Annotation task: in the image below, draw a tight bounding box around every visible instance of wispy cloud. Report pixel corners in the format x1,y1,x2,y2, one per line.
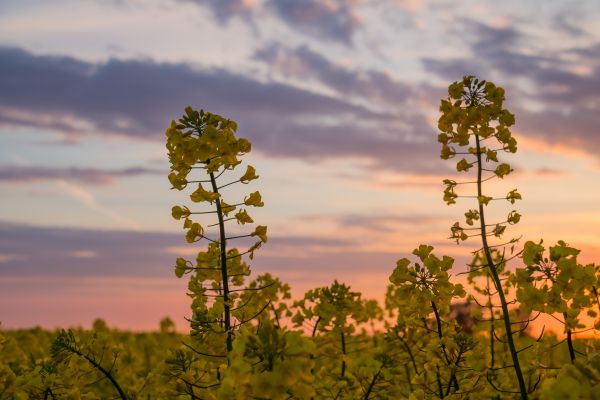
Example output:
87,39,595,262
0,165,160,185
56,180,142,230
267,0,362,45
0,220,442,281
185,0,363,44
254,44,416,110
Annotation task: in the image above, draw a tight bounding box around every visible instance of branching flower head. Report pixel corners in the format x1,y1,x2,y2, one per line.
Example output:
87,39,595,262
389,245,465,318
438,76,522,247
166,107,271,357
512,240,597,329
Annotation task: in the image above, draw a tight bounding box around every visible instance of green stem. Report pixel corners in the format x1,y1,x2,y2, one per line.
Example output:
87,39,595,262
488,275,495,368
312,316,321,337
398,334,419,374
431,301,443,340
475,134,528,399
66,346,128,400
209,171,232,353
436,367,444,399
340,329,347,377
404,363,414,392
271,303,281,329
363,367,382,400
563,312,575,364
431,301,459,392
188,386,198,400
592,286,600,323
43,388,56,400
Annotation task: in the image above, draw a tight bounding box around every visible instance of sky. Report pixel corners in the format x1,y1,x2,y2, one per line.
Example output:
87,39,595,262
1,0,600,331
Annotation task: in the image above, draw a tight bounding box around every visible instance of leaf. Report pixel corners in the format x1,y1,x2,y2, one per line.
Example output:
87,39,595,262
244,191,264,207
448,81,463,99
250,225,268,243
235,209,254,225
171,205,190,220
456,158,474,172
506,189,522,204
239,165,259,183
495,163,513,178
220,200,236,216
190,184,220,203
412,245,434,261
522,240,544,266
507,210,521,224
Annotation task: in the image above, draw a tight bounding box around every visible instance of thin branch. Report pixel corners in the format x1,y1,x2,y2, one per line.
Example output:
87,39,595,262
180,342,226,358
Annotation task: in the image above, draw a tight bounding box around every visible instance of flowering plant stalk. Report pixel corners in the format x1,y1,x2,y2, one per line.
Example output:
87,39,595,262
438,76,529,398
166,107,267,356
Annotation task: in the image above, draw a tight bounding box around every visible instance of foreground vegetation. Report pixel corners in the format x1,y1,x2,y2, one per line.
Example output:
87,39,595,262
2,313,598,399
2,76,600,399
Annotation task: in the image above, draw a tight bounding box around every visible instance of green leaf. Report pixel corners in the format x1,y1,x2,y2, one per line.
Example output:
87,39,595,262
522,240,544,266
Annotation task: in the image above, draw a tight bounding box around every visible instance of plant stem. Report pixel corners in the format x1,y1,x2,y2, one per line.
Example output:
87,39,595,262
404,363,414,392
340,329,347,377
65,345,128,400
563,312,575,364
43,388,56,400
475,134,528,399
488,275,495,368
431,301,459,392
431,301,443,340
592,286,600,321
436,367,444,399
210,171,232,353
398,334,419,374
270,303,281,329
312,316,322,337
363,367,382,400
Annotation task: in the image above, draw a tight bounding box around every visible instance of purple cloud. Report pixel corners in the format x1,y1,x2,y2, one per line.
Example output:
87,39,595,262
254,44,414,107
267,0,361,45
0,221,385,280
189,0,362,44
0,165,161,185
422,20,600,160
0,47,444,173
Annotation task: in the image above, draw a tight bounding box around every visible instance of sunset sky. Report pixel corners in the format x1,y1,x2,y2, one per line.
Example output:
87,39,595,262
1,0,600,331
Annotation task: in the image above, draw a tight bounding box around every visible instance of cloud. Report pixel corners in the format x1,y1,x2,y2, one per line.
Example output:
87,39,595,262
0,165,161,184
56,180,142,230
422,20,600,162
180,0,260,22
69,249,97,258
0,47,443,173
190,0,362,44
0,221,179,277
0,218,477,329
0,220,400,329
0,47,371,137
0,253,26,264
392,0,426,12
290,211,450,236
254,44,414,108
422,21,552,81
0,221,394,279
336,213,447,232
267,0,362,45
533,167,568,177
